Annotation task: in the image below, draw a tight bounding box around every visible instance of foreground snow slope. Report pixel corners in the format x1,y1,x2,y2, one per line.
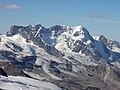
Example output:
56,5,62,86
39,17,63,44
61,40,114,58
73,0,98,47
0,76,62,90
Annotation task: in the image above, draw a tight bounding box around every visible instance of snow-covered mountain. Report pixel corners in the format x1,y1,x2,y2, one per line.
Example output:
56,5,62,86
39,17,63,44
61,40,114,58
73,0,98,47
0,24,120,90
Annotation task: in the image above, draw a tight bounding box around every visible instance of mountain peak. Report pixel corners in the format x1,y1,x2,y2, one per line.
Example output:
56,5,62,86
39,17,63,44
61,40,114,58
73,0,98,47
71,25,93,42
73,25,83,29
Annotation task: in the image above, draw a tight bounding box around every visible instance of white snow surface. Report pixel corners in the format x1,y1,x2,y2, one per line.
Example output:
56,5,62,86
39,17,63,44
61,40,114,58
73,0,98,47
39,25,93,53
64,52,98,66
0,34,61,64
35,27,42,37
112,47,120,53
55,26,92,52
93,36,100,40
23,70,45,80
0,76,62,90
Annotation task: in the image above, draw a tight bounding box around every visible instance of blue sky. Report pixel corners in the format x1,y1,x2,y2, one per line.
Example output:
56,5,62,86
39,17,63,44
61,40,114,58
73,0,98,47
0,0,120,41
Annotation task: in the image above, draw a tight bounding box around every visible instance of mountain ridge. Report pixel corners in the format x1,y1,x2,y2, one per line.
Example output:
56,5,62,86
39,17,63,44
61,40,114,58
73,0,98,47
0,24,120,90
5,24,120,66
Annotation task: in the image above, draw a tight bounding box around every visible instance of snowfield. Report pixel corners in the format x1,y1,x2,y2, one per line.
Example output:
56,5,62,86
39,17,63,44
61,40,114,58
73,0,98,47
0,76,62,90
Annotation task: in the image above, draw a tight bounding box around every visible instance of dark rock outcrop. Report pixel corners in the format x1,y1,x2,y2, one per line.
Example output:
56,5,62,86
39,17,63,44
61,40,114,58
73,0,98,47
0,62,26,76
99,35,120,49
0,68,7,77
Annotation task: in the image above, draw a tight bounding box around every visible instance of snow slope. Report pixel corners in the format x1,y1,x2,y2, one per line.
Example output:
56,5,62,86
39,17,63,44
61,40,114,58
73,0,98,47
0,76,62,90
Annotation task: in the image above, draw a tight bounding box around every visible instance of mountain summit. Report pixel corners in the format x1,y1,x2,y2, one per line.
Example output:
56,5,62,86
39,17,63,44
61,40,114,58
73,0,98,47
0,24,120,90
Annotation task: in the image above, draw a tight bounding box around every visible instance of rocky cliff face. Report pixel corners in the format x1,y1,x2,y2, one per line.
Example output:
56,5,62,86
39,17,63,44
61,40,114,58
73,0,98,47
0,24,120,90
99,35,120,49
6,24,64,59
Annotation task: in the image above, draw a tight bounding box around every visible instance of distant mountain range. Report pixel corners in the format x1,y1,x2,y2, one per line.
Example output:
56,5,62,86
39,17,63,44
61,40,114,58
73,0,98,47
0,24,120,90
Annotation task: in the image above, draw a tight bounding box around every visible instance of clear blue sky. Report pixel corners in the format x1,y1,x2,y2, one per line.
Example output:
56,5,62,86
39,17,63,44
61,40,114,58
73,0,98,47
0,0,120,41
